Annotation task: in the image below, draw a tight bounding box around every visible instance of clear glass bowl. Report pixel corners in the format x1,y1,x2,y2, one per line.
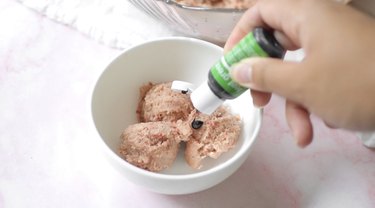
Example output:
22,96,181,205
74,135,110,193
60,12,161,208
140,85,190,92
128,0,245,44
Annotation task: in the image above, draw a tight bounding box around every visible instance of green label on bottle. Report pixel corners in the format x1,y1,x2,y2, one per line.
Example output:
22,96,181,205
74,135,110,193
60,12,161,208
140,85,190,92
211,32,269,97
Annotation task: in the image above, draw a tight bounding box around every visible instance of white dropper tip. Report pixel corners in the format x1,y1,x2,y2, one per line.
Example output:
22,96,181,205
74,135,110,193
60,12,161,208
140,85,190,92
171,80,195,94
190,81,224,115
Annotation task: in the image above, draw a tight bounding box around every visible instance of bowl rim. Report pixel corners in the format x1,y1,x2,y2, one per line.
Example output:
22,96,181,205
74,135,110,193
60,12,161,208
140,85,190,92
91,36,263,180
161,0,247,12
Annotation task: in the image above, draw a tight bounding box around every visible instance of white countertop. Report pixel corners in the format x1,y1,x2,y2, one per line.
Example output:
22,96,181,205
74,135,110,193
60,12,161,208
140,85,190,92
1,0,375,207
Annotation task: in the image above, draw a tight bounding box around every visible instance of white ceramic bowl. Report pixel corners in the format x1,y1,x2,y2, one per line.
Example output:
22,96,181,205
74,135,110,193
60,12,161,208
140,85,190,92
91,37,262,195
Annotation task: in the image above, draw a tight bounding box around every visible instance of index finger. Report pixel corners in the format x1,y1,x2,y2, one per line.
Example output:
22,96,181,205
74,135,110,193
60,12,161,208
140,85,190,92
224,0,303,52
224,5,264,52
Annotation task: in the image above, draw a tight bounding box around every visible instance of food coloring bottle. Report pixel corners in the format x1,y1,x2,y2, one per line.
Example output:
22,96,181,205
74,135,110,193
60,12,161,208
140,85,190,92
190,27,286,114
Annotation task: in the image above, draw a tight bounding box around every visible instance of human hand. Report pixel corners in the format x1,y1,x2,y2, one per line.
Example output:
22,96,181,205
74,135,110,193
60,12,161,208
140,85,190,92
225,0,375,147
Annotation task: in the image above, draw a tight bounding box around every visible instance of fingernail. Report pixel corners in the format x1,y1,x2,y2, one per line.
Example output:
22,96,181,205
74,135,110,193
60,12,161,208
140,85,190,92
293,133,305,148
231,63,252,83
253,103,264,109
290,123,305,148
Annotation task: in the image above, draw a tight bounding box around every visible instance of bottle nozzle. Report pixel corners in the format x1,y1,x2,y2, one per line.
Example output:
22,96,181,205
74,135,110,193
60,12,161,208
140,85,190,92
190,81,224,115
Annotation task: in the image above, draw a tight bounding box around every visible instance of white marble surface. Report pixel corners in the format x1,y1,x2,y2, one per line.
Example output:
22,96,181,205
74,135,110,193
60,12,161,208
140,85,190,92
1,0,375,207
17,0,177,49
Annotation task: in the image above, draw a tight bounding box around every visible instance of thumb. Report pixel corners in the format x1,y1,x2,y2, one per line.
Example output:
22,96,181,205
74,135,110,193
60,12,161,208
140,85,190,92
230,57,302,99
